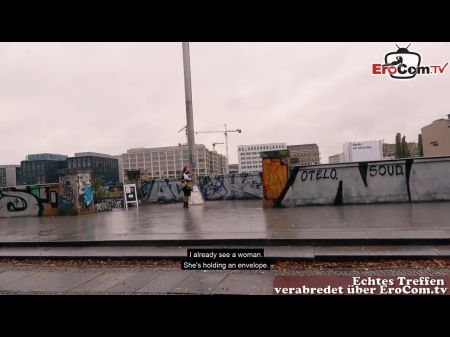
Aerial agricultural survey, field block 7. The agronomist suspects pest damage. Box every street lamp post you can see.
[182,42,196,175]
[182,42,204,205]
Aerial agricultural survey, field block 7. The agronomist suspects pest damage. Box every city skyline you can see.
[1,42,449,165]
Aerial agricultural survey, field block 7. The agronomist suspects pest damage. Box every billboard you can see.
[343,141,383,163]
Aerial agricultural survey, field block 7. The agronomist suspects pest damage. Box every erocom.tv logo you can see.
[372,43,447,79]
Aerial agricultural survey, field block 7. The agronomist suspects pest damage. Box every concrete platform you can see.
[0,200,450,245]
[0,245,449,260]
[1,200,450,261]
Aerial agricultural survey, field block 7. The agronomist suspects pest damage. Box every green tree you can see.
[418,134,423,157]
[401,135,410,158]
[395,133,403,158]
[91,177,106,202]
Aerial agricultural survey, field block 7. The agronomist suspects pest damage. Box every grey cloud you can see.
[0,42,449,165]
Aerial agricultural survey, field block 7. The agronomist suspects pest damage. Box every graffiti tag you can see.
[300,169,338,181]
[96,199,123,212]
[369,164,404,177]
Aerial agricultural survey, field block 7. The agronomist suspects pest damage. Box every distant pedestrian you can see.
[181,167,193,208]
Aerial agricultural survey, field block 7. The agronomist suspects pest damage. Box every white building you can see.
[121,144,228,179]
[343,140,383,162]
[0,165,20,187]
[238,143,287,173]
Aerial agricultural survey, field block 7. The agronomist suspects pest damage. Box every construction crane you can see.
[195,124,242,162]
[212,142,224,152]
[177,125,187,144]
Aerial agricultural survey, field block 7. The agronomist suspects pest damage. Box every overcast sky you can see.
[1,42,449,165]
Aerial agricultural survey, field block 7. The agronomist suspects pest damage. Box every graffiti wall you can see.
[59,175,75,211]
[267,156,450,207]
[139,173,263,203]
[96,198,123,212]
[199,174,262,200]
[58,173,95,215]
[262,158,288,203]
[0,183,60,218]
[260,150,290,208]
[0,173,96,217]
[141,179,184,203]
[77,173,94,215]
[0,187,42,217]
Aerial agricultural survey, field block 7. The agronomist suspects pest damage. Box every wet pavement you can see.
[2,245,450,259]
[0,200,450,243]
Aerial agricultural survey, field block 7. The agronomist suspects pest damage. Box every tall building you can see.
[383,142,420,159]
[238,143,287,173]
[343,140,383,162]
[383,143,395,159]
[228,164,239,174]
[287,144,320,166]
[67,153,119,184]
[113,155,124,183]
[26,153,68,161]
[329,153,344,164]
[209,149,228,175]
[422,115,450,157]
[74,152,115,158]
[0,165,20,187]
[121,144,227,179]
[19,154,68,185]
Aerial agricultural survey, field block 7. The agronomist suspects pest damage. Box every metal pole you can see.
[181,42,204,205]
[182,42,196,178]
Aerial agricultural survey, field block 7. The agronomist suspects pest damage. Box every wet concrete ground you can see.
[0,200,450,242]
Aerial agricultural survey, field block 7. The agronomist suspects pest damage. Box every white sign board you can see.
[123,184,138,209]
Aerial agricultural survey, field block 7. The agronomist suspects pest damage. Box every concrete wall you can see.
[141,179,184,203]
[140,173,263,203]
[95,198,123,212]
[59,173,95,215]
[0,183,60,218]
[199,174,262,200]
[0,173,96,218]
[275,157,450,207]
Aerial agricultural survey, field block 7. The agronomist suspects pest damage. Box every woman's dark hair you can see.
[182,167,188,174]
